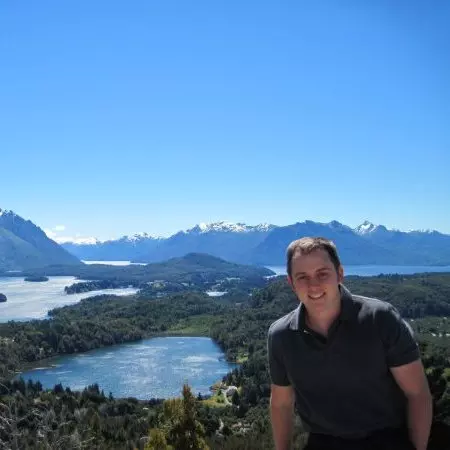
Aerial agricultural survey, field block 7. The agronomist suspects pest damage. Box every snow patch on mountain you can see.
[52,235,100,245]
[184,221,274,234]
[407,228,439,234]
[354,221,390,235]
[355,221,378,234]
[120,232,164,243]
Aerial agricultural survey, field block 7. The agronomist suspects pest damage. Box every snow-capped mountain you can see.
[353,221,450,265]
[145,222,275,263]
[61,219,450,266]
[250,220,398,265]
[355,221,378,234]
[117,232,164,243]
[250,219,450,265]
[123,232,152,242]
[62,221,275,263]
[354,221,389,235]
[62,232,163,261]
[0,208,81,270]
[56,236,100,245]
[184,221,275,234]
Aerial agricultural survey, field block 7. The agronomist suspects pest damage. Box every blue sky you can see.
[1,1,449,241]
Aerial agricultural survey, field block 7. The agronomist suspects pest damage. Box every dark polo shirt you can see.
[267,285,420,438]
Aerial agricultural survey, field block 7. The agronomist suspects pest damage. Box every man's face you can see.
[288,248,344,316]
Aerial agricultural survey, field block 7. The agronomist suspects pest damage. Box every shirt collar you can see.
[288,284,356,331]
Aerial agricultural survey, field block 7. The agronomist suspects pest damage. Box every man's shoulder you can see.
[351,293,393,312]
[268,308,298,336]
[350,292,399,323]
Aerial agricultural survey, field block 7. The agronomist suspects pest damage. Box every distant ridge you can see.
[18,252,274,282]
[61,219,450,266]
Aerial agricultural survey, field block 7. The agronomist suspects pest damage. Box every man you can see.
[268,237,432,450]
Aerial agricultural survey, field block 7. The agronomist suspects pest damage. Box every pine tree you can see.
[170,384,209,450]
[144,428,172,450]
[148,384,209,450]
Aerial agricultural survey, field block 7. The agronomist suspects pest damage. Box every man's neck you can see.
[305,300,341,337]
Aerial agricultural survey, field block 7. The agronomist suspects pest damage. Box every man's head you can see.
[286,237,344,315]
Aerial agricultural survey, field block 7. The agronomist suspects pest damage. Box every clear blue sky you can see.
[1,0,449,241]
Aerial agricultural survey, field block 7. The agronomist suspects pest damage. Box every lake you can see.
[0,276,138,322]
[82,260,147,266]
[206,291,227,297]
[265,265,450,276]
[82,260,450,277]
[18,337,237,399]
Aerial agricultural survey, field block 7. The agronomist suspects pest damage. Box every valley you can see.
[1,267,450,449]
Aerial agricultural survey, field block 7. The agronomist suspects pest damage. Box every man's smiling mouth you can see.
[308,293,325,300]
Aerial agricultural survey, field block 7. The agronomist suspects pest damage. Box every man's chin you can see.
[307,299,328,312]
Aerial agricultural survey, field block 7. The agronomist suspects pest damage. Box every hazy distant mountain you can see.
[354,221,450,265]
[62,233,163,261]
[252,220,450,265]
[250,220,399,265]
[142,222,275,263]
[61,219,450,266]
[0,209,81,271]
[63,221,275,264]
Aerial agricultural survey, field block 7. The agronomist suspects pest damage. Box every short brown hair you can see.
[286,237,341,277]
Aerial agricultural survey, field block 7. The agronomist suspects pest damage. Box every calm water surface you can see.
[18,337,237,399]
[265,265,450,276]
[82,260,146,266]
[0,276,138,322]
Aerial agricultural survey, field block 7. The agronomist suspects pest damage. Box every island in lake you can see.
[0,293,6,302]
[24,276,49,282]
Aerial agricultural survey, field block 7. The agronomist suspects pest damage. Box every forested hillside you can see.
[0,273,449,449]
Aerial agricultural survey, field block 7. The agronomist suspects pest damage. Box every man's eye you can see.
[318,272,328,279]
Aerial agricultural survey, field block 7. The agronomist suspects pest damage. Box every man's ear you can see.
[287,275,293,288]
[338,266,344,284]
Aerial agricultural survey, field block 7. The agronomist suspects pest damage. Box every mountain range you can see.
[62,219,450,266]
[0,209,80,271]
[1,207,449,270]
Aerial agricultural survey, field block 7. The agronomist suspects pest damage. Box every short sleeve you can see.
[267,326,290,386]
[378,305,420,368]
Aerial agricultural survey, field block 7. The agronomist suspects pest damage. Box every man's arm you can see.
[270,384,295,450]
[268,322,295,450]
[391,359,432,450]
[378,305,432,449]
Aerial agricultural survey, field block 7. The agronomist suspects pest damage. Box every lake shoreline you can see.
[265,264,450,276]
[0,275,139,323]
[13,330,236,377]
[7,269,450,400]
[15,334,237,400]
[9,269,450,379]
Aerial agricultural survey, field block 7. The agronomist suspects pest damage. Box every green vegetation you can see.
[0,272,449,449]
[201,390,229,409]
[13,253,274,283]
[64,279,138,294]
[144,384,209,450]
[24,276,49,282]
[344,273,450,318]
[166,315,217,335]
[0,293,226,374]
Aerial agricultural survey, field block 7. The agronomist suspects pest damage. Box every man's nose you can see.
[308,276,321,288]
